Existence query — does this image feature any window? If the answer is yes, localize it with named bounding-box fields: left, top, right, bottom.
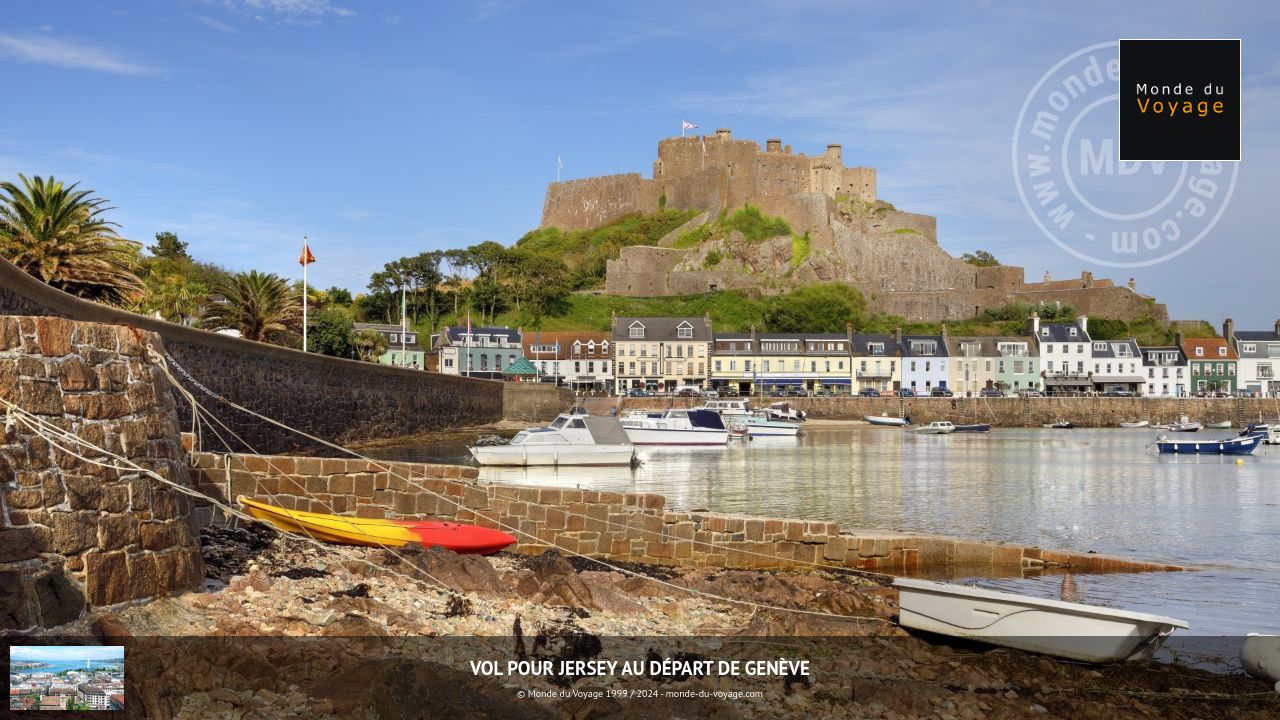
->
left=910, top=361, right=917, bottom=372
left=744, top=360, right=752, bottom=372
left=1260, top=364, right=1274, bottom=379
left=1218, top=347, right=1226, bottom=356
left=910, top=341, right=937, bottom=355
left=1046, top=344, right=1053, bottom=353
left=1041, top=328, right=1049, bottom=336
left=1114, top=344, right=1133, bottom=357
left=390, top=333, right=398, bottom=343
left=1078, top=344, right=1085, bottom=353
left=629, top=362, right=635, bottom=374
left=629, top=323, right=645, bottom=338
left=444, top=358, right=453, bottom=368
left=1094, top=342, right=1107, bottom=352
left=763, top=360, right=771, bottom=372
left=1270, top=344, right=1280, bottom=358
left=1192, top=363, right=1200, bottom=374
left=406, top=334, right=415, bottom=344
left=1242, top=343, right=1257, bottom=354
left=1069, top=328, right=1077, bottom=336
left=1013, top=360, right=1025, bottom=374
left=1047, top=361, right=1054, bottom=371
left=730, top=360, right=737, bottom=371
left=985, top=360, right=992, bottom=372
left=868, top=342, right=885, bottom=355
left=998, top=360, right=1006, bottom=373
left=714, top=360, right=722, bottom=372
left=1194, top=347, right=1204, bottom=357
left=1229, top=365, right=1236, bottom=375
left=574, top=361, right=581, bottom=373
left=677, top=322, right=693, bottom=339
left=961, top=342, right=982, bottom=356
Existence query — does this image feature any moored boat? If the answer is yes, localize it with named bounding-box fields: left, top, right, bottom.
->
left=1043, top=420, right=1074, bottom=429
left=865, top=414, right=910, bottom=427
left=470, top=412, right=634, bottom=466
left=766, top=401, right=806, bottom=422
left=1154, top=431, right=1264, bottom=455
left=741, top=409, right=802, bottom=437
left=239, top=497, right=517, bottom=553
left=621, top=408, right=729, bottom=445
left=1240, top=423, right=1280, bottom=445
left=697, top=398, right=751, bottom=417
left=912, top=421, right=955, bottom=434
left=1205, top=420, right=1232, bottom=429
left=1163, top=415, right=1203, bottom=432
left=952, top=423, right=992, bottom=433
left=1119, top=420, right=1149, bottom=428
left=893, top=578, right=1188, bottom=663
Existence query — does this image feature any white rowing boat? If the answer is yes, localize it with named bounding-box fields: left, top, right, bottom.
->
left=893, top=578, right=1188, bottom=663
left=865, top=414, right=909, bottom=427
left=1119, top=420, right=1149, bottom=428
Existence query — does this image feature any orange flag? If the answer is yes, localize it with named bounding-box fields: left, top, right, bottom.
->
left=299, top=242, right=316, bottom=266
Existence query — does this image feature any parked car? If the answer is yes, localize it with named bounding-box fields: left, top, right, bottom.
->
left=627, top=388, right=650, bottom=397
left=859, top=388, right=881, bottom=397
left=979, top=388, right=1004, bottom=398
left=894, top=388, right=915, bottom=398
left=704, top=390, right=720, bottom=399
left=720, top=387, right=739, bottom=397
left=674, top=386, right=702, bottom=397
left=1101, top=389, right=1133, bottom=397
left=930, top=387, right=954, bottom=397
left=815, top=389, right=833, bottom=397
left=1017, top=389, right=1044, bottom=397
left=784, top=388, right=807, bottom=397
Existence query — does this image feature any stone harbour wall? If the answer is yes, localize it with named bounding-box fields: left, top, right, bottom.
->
left=0, top=317, right=204, bottom=632
left=191, top=451, right=1178, bottom=577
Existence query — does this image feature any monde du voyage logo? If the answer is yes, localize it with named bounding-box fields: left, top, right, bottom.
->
left=1012, top=40, right=1240, bottom=268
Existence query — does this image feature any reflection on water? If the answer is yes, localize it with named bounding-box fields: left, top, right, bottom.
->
left=368, top=427, right=1280, bottom=635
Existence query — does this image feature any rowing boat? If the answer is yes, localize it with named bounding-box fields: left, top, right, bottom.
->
left=239, top=496, right=517, bottom=554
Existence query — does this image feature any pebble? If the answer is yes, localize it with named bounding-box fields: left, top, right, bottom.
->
left=1030, top=704, right=1048, bottom=714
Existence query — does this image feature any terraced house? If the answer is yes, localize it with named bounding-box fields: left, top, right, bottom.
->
left=898, top=329, right=950, bottom=394
left=1088, top=337, right=1144, bottom=395
left=1181, top=335, right=1237, bottom=395
left=611, top=313, right=713, bottom=393
left=709, top=326, right=854, bottom=395
left=851, top=334, right=900, bottom=393
left=946, top=335, right=1040, bottom=396
left=522, top=331, right=613, bottom=392
left=1224, top=318, right=1280, bottom=397
left=1142, top=336, right=1190, bottom=398
left=432, top=325, right=525, bottom=380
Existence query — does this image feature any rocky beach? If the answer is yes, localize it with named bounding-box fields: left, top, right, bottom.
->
left=31, top=524, right=1278, bottom=720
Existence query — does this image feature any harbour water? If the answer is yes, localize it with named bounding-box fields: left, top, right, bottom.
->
left=370, top=426, right=1280, bottom=638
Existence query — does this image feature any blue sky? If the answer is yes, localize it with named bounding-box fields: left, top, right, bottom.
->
left=2, top=1, right=1277, bottom=326
left=10, top=645, right=123, bottom=662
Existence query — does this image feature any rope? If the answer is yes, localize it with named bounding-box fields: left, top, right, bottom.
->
left=0, top=395, right=458, bottom=602
left=150, top=345, right=892, bottom=624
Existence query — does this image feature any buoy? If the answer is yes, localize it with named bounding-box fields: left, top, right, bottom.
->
left=1236, top=458, right=1245, bottom=465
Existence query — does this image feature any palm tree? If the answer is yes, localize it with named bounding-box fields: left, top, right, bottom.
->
left=443, top=272, right=466, bottom=315
left=0, top=174, right=144, bottom=305
left=200, top=270, right=301, bottom=342
left=353, top=329, right=389, bottom=362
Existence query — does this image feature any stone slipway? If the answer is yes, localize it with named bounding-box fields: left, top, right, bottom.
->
left=191, top=451, right=1182, bottom=578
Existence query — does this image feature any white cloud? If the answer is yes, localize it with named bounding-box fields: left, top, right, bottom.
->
left=0, top=33, right=158, bottom=76
left=196, top=15, right=241, bottom=34
left=222, top=0, right=355, bottom=22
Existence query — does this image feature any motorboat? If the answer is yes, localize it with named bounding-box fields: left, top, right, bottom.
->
left=698, top=398, right=751, bottom=417
left=1154, top=430, right=1264, bottom=455
left=470, top=413, right=635, bottom=466
left=1241, top=423, right=1280, bottom=445
left=238, top=497, right=516, bottom=553
left=1205, top=420, right=1232, bottom=429
left=741, top=409, right=802, bottom=437
left=766, top=401, right=806, bottom=422
left=865, top=414, right=910, bottom=427
left=893, top=578, right=1188, bottom=663
left=1043, top=420, right=1074, bottom=429
left=912, top=421, right=955, bottom=434
left=620, top=408, right=729, bottom=445
left=952, top=423, right=992, bottom=433
left=1119, top=420, right=1149, bottom=428
left=1163, top=415, right=1202, bottom=432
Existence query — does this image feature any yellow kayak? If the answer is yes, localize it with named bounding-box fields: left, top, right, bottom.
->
left=237, top=496, right=517, bottom=553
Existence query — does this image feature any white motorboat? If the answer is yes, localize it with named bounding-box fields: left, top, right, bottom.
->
left=620, top=408, right=729, bottom=445
left=1119, top=420, right=1149, bottom=428
left=893, top=578, right=1188, bottom=663
left=1240, top=423, right=1280, bottom=445
left=698, top=398, right=752, bottom=417
left=1205, top=420, right=1232, bottom=429
left=912, top=421, right=955, bottom=434
left=766, top=401, right=806, bottom=422
left=470, top=413, right=634, bottom=466
left=865, top=414, right=910, bottom=427
left=741, top=409, right=801, bottom=437
left=1163, top=415, right=1203, bottom=432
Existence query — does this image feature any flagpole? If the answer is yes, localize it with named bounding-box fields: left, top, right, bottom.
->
left=301, top=236, right=308, bottom=353
left=400, top=283, right=407, bottom=366
left=556, top=156, right=561, bottom=183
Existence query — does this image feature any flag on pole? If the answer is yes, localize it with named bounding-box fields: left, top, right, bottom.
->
left=682, top=120, right=698, bottom=130
left=299, top=242, right=316, bottom=266
left=557, top=156, right=563, bottom=170
left=466, top=309, right=472, bottom=335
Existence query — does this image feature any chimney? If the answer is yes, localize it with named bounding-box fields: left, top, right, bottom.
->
left=1043, top=271, right=1052, bottom=283
left=1081, top=271, right=1093, bottom=287
left=826, top=143, right=842, bottom=164
left=1028, top=311, right=1040, bottom=337
left=846, top=321, right=854, bottom=345
left=1223, top=318, right=1235, bottom=345
left=766, top=138, right=782, bottom=153
left=1275, top=319, right=1280, bottom=337
left=784, top=144, right=792, bottom=154
left=940, top=322, right=948, bottom=341
left=893, top=326, right=902, bottom=344
left=1128, top=277, right=1137, bottom=290
left=749, top=323, right=758, bottom=343
left=1077, top=315, right=1088, bottom=335
left=1175, top=330, right=1185, bottom=348
left=715, top=128, right=732, bottom=141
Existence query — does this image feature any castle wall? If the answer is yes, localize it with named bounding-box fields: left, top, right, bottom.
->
left=1010, top=286, right=1168, bottom=323
left=541, top=173, right=658, bottom=231
left=605, top=247, right=687, bottom=295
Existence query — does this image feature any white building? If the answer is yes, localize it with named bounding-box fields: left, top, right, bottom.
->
left=1226, top=318, right=1280, bottom=397
left=1031, top=314, right=1094, bottom=395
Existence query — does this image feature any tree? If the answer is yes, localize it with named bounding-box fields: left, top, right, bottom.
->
left=325, top=286, right=353, bottom=305
left=400, top=250, right=444, bottom=329
left=461, top=240, right=507, bottom=281
left=504, top=249, right=570, bottom=323
left=470, top=278, right=506, bottom=324
left=308, top=305, right=357, bottom=357
left=0, top=174, right=144, bottom=305
left=199, top=270, right=301, bottom=343
left=140, top=273, right=205, bottom=323
left=354, top=329, right=389, bottom=362
left=148, top=231, right=190, bottom=261
left=961, top=250, right=1000, bottom=267
left=764, top=283, right=868, bottom=333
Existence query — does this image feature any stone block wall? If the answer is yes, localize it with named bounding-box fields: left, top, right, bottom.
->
left=1, top=317, right=204, bottom=631
left=0, top=258, right=513, bottom=455
left=192, top=451, right=1177, bottom=577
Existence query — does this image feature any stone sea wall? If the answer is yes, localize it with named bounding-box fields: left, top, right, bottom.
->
left=191, top=451, right=1178, bottom=577
left=0, top=258, right=565, bottom=454
left=620, top=395, right=1276, bottom=427
left=0, top=317, right=203, bottom=632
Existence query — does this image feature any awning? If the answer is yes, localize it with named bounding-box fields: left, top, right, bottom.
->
left=821, top=379, right=852, bottom=385
left=1092, top=375, right=1144, bottom=383
left=1044, top=377, right=1092, bottom=386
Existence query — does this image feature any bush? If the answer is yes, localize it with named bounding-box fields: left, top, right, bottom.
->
left=726, top=205, right=791, bottom=243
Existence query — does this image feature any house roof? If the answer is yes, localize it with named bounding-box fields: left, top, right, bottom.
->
left=1182, top=337, right=1238, bottom=360
left=1141, top=345, right=1188, bottom=364
left=850, top=333, right=898, bottom=356
left=1035, top=322, right=1091, bottom=343
left=522, top=331, right=611, bottom=359
left=612, top=316, right=712, bottom=342
left=900, top=335, right=949, bottom=357
left=945, top=336, right=1034, bottom=357
left=353, top=323, right=424, bottom=351
left=1089, top=338, right=1141, bottom=358
left=1234, top=330, right=1280, bottom=358
left=502, top=358, right=540, bottom=376
left=441, top=325, right=521, bottom=343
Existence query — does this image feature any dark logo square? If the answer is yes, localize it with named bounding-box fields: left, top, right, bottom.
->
left=1119, top=39, right=1240, bottom=161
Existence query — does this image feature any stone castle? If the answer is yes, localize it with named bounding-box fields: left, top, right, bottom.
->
left=540, top=129, right=1167, bottom=323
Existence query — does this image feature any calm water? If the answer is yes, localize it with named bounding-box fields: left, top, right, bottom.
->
left=370, top=427, right=1280, bottom=637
